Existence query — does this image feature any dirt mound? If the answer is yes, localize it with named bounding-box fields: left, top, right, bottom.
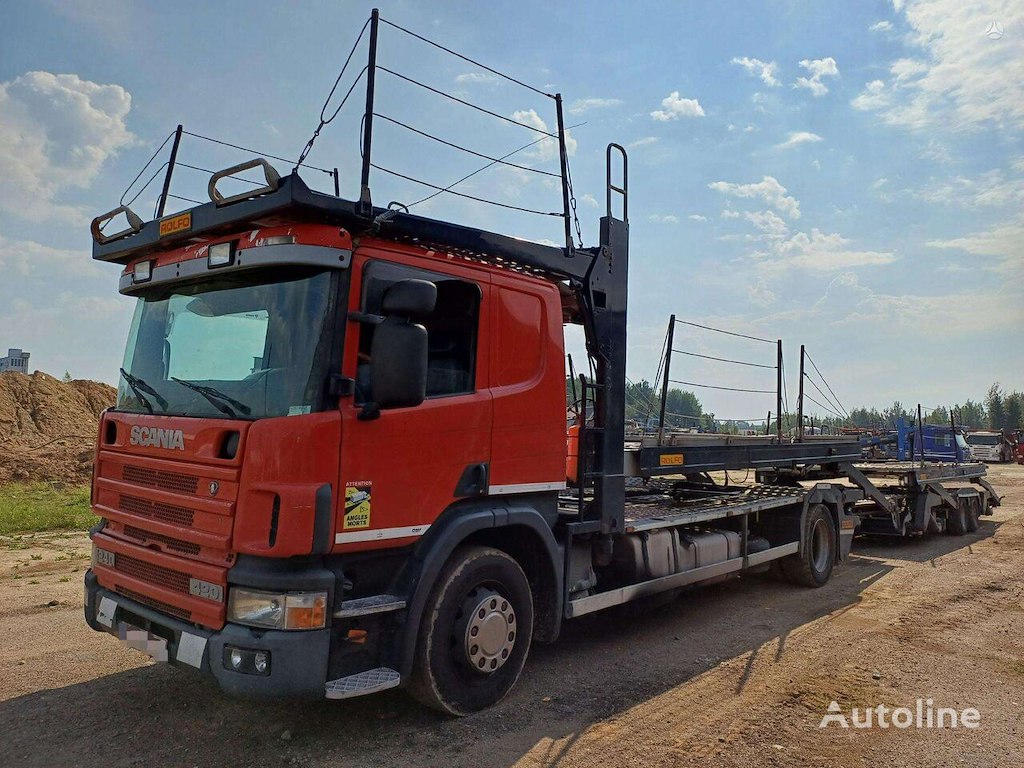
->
left=0, top=371, right=116, bottom=485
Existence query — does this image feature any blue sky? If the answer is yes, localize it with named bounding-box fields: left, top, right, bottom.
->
left=1, top=0, right=1021, bottom=422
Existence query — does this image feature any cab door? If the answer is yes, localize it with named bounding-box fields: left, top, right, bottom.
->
left=336, top=247, right=492, bottom=552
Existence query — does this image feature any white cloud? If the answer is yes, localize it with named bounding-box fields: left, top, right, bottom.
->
left=0, top=71, right=135, bottom=223
left=870, top=20, right=894, bottom=32
left=581, top=193, right=598, bottom=208
left=511, top=108, right=577, bottom=161
left=627, top=136, right=659, bottom=148
left=455, top=72, right=499, bottom=84
left=755, top=229, right=896, bottom=272
left=721, top=209, right=741, bottom=219
left=730, top=57, right=781, bottom=87
left=850, top=79, right=889, bottom=111
left=0, top=236, right=102, bottom=278
left=648, top=214, right=679, bottom=224
left=650, top=91, right=705, bottom=121
left=568, top=97, right=624, bottom=115
left=851, top=0, right=1024, bottom=131
left=744, top=210, right=790, bottom=239
left=708, top=175, right=802, bottom=219
left=777, top=131, right=823, bottom=149
left=914, top=169, right=1024, bottom=208
left=727, top=124, right=757, bottom=133
left=688, top=214, right=708, bottom=222
left=927, top=216, right=1024, bottom=277
left=794, top=57, right=839, bottom=96
left=748, top=280, right=777, bottom=307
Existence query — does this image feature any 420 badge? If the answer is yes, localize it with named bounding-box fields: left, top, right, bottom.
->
left=344, top=481, right=372, bottom=529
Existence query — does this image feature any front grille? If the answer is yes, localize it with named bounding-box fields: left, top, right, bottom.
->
left=114, top=552, right=191, bottom=594
left=122, top=465, right=199, bottom=494
left=123, top=525, right=201, bottom=556
left=119, top=494, right=195, bottom=527
left=116, top=586, right=192, bottom=622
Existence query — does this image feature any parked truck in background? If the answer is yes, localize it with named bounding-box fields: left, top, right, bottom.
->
left=964, top=431, right=1014, bottom=463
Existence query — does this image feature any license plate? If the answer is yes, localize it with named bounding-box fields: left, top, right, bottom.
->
left=118, top=622, right=169, bottom=663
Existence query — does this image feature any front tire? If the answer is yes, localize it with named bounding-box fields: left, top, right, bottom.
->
left=408, top=546, right=533, bottom=716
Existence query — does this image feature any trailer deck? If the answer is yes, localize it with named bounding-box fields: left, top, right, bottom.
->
left=618, top=433, right=863, bottom=478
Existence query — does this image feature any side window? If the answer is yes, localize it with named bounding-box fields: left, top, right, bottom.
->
left=357, top=261, right=481, bottom=401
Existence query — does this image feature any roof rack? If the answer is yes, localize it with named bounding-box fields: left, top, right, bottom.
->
left=90, top=169, right=597, bottom=284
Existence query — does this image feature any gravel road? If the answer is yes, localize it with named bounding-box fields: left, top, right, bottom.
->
left=1, top=463, right=1021, bottom=768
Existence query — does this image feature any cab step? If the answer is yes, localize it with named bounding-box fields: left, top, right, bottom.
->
left=325, top=667, right=401, bottom=699
left=333, top=594, right=406, bottom=618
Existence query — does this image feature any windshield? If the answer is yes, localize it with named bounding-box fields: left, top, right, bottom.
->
left=966, top=434, right=998, bottom=446
left=118, top=267, right=337, bottom=420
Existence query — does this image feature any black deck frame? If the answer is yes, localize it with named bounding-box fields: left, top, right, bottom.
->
left=638, top=440, right=861, bottom=476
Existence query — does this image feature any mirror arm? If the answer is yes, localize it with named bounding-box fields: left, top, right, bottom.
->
left=348, top=311, right=385, bottom=325
left=328, top=374, right=355, bottom=398
left=358, top=402, right=381, bottom=421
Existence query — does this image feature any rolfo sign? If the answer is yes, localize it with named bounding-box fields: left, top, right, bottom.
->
left=820, top=699, right=981, bottom=729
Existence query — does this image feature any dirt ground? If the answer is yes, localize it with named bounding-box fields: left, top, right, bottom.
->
left=1, top=463, right=1021, bottom=768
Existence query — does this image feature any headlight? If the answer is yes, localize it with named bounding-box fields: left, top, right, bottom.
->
left=227, top=588, right=327, bottom=630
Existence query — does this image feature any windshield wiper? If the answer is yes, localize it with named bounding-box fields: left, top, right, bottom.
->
left=119, top=368, right=168, bottom=414
left=171, top=377, right=251, bottom=419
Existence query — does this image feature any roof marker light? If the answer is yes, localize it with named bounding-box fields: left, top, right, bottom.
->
left=261, top=235, right=296, bottom=246
left=208, top=241, right=236, bottom=268
left=133, top=260, right=152, bottom=283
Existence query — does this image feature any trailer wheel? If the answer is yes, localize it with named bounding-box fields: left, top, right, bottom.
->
left=946, top=503, right=968, bottom=536
left=408, top=545, right=533, bottom=716
left=964, top=496, right=980, bottom=533
left=781, top=504, right=835, bottom=587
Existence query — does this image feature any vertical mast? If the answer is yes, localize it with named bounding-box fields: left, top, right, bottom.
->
left=359, top=8, right=380, bottom=214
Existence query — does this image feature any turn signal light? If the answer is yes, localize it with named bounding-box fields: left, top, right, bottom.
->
left=284, top=593, right=327, bottom=629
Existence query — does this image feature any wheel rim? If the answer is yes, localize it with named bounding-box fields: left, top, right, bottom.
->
left=811, top=517, right=830, bottom=572
left=457, top=587, right=516, bottom=674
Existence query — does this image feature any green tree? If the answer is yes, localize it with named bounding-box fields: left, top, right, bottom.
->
left=955, top=400, right=987, bottom=429
left=882, top=401, right=909, bottom=427
left=1006, top=392, right=1022, bottom=431
left=62, top=370, right=72, bottom=383
left=987, top=384, right=1006, bottom=430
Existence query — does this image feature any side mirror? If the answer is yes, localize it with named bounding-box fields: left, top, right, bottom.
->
left=357, top=279, right=435, bottom=420
left=363, top=318, right=428, bottom=416
left=381, top=279, right=436, bottom=316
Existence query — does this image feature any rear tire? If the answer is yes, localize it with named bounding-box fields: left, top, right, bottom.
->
left=946, top=503, right=968, bottom=536
left=780, top=504, right=835, bottom=587
left=964, top=496, right=980, bottom=533
left=408, top=546, right=533, bottom=716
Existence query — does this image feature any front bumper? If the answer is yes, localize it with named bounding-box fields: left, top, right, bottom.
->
left=84, top=569, right=330, bottom=698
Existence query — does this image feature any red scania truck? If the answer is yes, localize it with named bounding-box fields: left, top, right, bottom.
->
left=83, top=11, right=996, bottom=715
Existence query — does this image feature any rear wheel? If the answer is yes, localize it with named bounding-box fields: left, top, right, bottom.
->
left=964, top=496, right=980, bottom=533
left=780, top=504, right=836, bottom=587
left=946, top=502, right=968, bottom=536
left=408, top=546, right=533, bottom=716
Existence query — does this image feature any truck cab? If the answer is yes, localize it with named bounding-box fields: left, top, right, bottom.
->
left=84, top=161, right=595, bottom=712
left=964, top=431, right=1012, bottom=463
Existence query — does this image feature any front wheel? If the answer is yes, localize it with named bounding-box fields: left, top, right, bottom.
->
left=408, top=546, right=533, bottom=716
